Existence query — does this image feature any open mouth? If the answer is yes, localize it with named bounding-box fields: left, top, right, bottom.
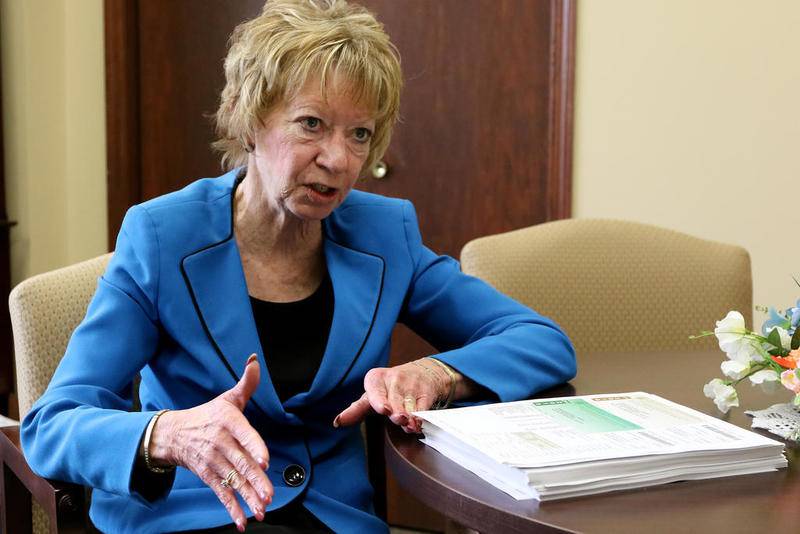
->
left=307, top=183, right=338, bottom=199
left=310, top=183, right=334, bottom=193
left=308, top=183, right=336, bottom=195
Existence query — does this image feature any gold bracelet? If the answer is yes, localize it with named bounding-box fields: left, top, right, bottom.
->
left=426, top=357, right=457, bottom=409
left=143, top=409, right=175, bottom=474
left=412, top=360, right=450, bottom=408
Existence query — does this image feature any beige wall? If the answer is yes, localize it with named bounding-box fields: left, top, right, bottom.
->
left=574, top=0, right=800, bottom=325
left=2, top=0, right=798, bottom=329
left=1, top=0, right=107, bottom=286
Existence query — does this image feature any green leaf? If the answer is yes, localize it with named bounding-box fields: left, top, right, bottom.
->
left=767, top=327, right=783, bottom=350
left=792, top=327, right=800, bottom=350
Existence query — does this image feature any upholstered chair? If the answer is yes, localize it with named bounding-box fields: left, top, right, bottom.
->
left=460, top=219, right=752, bottom=355
left=9, top=253, right=112, bottom=534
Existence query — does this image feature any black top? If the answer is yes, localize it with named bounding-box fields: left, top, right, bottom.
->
left=250, top=273, right=334, bottom=403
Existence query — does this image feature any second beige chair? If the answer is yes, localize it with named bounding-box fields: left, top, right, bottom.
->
left=460, top=219, right=752, bottom=355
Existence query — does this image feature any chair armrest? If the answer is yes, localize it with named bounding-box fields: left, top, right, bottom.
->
left=1, top=426, right=88, bottom=533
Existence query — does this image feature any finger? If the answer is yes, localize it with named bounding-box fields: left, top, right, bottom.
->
left=385, top=371, right=420, bottom=423
left=226, top=461, right=266, bottom=522
left=394, top=397, right=426, bottom=435
left=384, top=367, right=436, bottom=429
left=224, top=435, right=273, bottom=505
left=404, top=411, right=426, bottom=434
left=225, top=411, right=270, bottom=472
left=334, top=393, right=373, bottom=427
left=363, top=369, right=392, bottom=415
left=222, top=354, right=261, bottom=411
left=405, top=388, right=438, bottom=434
left=386, top=389, right=410, bottom=426
left=211, top=449, right=266, bottom=524
left=396, top=392, right=429, bottom=430
left=198, top=463, right=248, bottom=532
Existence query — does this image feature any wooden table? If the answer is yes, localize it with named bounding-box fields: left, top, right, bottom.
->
left=385, top=350, right=800, bottom=533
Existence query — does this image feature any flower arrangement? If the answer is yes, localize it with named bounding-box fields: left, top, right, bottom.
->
left=694, top=293, right=800, bottom=414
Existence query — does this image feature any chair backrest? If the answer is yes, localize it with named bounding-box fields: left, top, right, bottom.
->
left=9, top=253, right=113, bottom=418
left=460, top=219, right=752, bottom=355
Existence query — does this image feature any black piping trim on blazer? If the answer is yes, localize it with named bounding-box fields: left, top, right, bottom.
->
left=178, top=172, right=245, bottom=389
left=178, top=171, right=386, bottom=400
left=321, top=220, right=386, bottom=392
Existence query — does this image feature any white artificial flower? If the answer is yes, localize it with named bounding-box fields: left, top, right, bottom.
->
left=720, top=360, right=749, bottom=380
left=765, top=326, right=792, bottom=351
left=714, top=311, right=760, bottom=363
left=703, top=378, right=739, bottom=413
left=748, top=369, right=780, bottom=393
left=715, top=311, right=746, bottom=342
left=749, top=369, right=779, bottom=384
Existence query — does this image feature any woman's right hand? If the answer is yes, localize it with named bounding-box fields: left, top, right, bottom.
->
left=148, top=354, right=273, bottom=532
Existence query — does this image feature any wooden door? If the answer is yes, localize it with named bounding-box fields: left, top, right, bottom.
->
left=352, top=2, right=574, bottom=528
left=105, top=1, right=574, bottom=530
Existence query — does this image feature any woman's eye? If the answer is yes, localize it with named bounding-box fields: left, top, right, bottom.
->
left=301, top=117, right=321, bottom=130
left=354, top=127, right=372, bottom=142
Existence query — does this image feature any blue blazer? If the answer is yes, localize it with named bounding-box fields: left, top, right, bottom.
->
left=22, top=169, right=575, bottom=533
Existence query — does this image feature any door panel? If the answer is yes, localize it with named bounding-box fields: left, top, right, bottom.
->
left=358, top=0, right=554, bottom=256
left=106, top=0, right=265, bottom=242
left=137, top=1, right=264, bottom=201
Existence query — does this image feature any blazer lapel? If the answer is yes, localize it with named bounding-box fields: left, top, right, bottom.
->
left=285, top=234, right=385, bottom=408
left=181, top=228, right=288, bottom=422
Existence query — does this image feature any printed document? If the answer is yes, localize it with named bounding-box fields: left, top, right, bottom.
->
left=416, top=392, right=786, bottom=500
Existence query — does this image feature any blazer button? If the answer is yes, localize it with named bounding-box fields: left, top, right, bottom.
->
left=282, top=464, right=305, bottom=487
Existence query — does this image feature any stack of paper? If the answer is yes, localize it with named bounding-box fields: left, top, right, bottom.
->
left=416, top=392, right=786, bottom=501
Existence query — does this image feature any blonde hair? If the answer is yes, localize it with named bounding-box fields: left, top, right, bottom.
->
left=213, top=0, right=402, bottom=172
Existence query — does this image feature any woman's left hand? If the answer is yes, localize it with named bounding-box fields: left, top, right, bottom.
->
left=333, top=358, right=456, bottom=434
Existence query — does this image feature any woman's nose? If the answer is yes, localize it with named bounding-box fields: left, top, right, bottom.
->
left=316, top=134, right=349, bottom=174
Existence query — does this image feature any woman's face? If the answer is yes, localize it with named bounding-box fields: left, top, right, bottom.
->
left=248, top=77, right=377, bottom=222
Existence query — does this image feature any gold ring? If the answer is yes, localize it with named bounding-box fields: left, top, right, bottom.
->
left=220, top=468, right=238, bottom=489
left=403, top=396, right=416, bottom=410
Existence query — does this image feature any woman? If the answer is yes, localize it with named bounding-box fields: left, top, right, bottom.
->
left=21, top=1, right=575, bottom=532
